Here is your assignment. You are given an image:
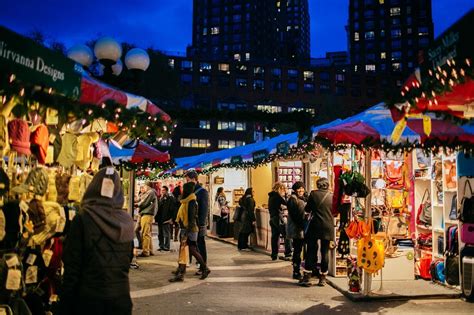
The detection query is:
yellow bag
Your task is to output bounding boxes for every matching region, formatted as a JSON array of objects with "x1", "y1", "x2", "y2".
[
  {"x1": 386, "y1": 189, "x2": 404, "y2": 209},
  {"x1": 178, "y1": 240, "x2": 189, "y2": 265},
  {"x1": 357, "y1": 219, "x2": 385, "y2": 274}
]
